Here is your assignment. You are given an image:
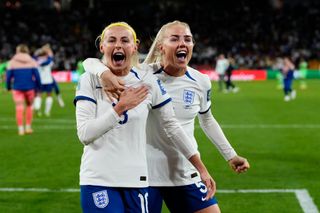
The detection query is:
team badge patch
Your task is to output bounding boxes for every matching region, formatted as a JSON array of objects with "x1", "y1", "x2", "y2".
[
  {"x1": 92, "y1": 190, "x2": 109, "y2": 208},
  {"x1": 183, "y1": 89, "x2": 195, "y2": 105}
]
